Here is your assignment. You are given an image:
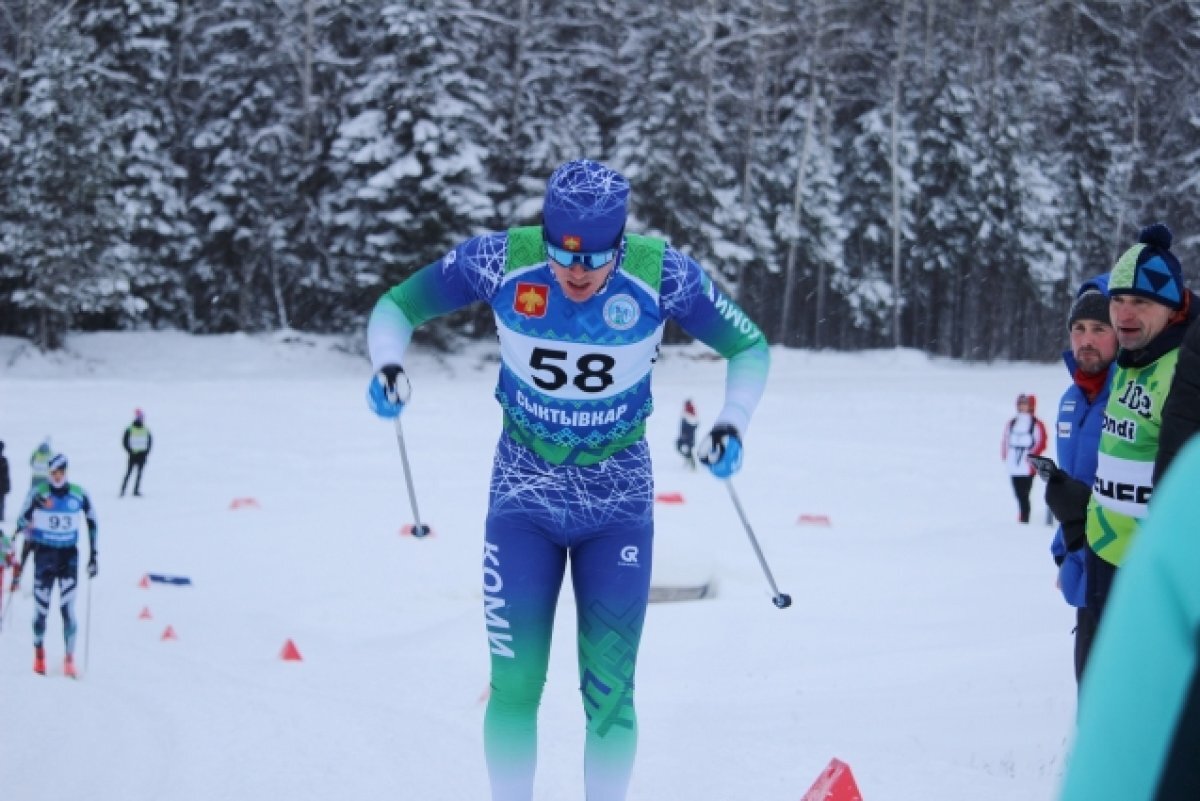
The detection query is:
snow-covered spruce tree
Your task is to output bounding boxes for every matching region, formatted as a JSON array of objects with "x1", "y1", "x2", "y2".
[
  {"x1": 2, "y1": 23, "x2": 123, "y2": 350},
  {"x1": 321, "y1": 0, "x2": 498, "y2": 344},
  {"x1": 80, "y1": 0, "x2": 196, "y2": 332}
]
